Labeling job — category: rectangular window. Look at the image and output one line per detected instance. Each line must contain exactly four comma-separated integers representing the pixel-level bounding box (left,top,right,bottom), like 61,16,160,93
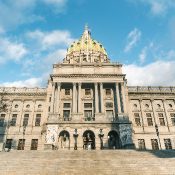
138,139,146,150
0,114,5,127
65,89,70,95
5,139,13,149
146,113,152,118
106,89,111,96
85,89,91,96
17,139,25,150
158,113,165,126
105,102,113,108
84,103,92,108
159,118,165,126
31,139,38,150
170,113,175,126
147,118,153,126
134,113,141,126
11,114,17,126
35,114,41,126
23,114,29,126
146,113,153,126
164,139,172,150
63,103,71,108
63,110,70,121
84,110,93,121
151,139,159,150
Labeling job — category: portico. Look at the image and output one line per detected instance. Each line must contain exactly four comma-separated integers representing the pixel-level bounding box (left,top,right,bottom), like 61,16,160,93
45,26,133,150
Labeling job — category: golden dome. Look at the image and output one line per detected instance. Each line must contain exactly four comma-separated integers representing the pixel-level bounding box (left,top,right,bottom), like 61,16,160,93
64,25,110,64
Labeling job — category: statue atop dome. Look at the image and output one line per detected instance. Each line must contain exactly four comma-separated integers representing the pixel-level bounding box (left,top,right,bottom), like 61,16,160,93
63,25,110,64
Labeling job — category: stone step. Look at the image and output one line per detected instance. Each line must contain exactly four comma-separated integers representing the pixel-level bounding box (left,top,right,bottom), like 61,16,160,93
0,150,175,175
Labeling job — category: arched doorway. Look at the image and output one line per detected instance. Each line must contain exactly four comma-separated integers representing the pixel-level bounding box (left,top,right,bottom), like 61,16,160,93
83,130,95,150
59,130,70,149
108,131,120,149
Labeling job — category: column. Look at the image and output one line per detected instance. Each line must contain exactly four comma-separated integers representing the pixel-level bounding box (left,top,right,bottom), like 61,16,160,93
72,83,77,113
78,82,82,113
95,83,99,113
50,82,56,113
55,82,61,113
115,83,121,113
162,99,170,132
150,99,158,125
100,83,104,113
139,99,145,132
121,82,127,113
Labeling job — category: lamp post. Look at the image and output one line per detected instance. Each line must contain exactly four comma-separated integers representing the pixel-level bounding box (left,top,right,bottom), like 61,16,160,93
98,129,104,150
73,129,78,150
155,124,162,150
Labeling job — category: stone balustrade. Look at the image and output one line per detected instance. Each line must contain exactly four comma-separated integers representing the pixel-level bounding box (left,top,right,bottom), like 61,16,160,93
48,113,129,123
0,87,47,94
128,86,175,93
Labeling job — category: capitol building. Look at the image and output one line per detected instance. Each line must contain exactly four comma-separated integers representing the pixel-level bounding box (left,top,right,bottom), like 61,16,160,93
0,26,175,151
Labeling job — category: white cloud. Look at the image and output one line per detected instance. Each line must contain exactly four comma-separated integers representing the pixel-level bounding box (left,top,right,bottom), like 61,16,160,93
124,28,141,52
123,60,175,86
130,0,175,16
0,0,67,30
138,42,154,64
27,29,74,50
0,37,27,63
0,77,43,88
44,49,67,64
139,47,147,64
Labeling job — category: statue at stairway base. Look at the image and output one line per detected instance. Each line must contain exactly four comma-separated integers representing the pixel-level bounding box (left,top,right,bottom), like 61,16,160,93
119,124,135,149
44,125,58,150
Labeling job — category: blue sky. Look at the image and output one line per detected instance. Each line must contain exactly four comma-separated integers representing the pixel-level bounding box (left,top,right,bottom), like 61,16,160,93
0,0,175,87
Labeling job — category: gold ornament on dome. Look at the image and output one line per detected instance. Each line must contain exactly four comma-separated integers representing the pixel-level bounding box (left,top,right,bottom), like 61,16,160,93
63,25,110,64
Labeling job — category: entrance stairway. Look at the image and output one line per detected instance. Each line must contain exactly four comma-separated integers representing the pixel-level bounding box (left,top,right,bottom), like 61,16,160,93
0,150,175,175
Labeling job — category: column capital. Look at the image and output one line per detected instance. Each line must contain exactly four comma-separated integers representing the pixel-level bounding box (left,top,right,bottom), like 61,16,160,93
162,99,166,102
138,98,143,102
56,82,61,86
73,82,77,86
52,82,55,86
150,99,154,102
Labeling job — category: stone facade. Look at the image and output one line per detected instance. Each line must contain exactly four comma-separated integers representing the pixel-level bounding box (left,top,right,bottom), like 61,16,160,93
0,27,175,151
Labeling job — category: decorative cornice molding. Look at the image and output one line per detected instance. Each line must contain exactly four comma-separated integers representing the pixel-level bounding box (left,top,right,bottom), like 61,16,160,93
51,74,125,78
0,87,47,96
128,86,175,94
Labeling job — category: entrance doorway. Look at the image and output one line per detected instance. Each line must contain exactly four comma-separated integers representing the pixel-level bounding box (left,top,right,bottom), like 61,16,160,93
59,130,70,149
108,131,120,149
83,130,95,150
